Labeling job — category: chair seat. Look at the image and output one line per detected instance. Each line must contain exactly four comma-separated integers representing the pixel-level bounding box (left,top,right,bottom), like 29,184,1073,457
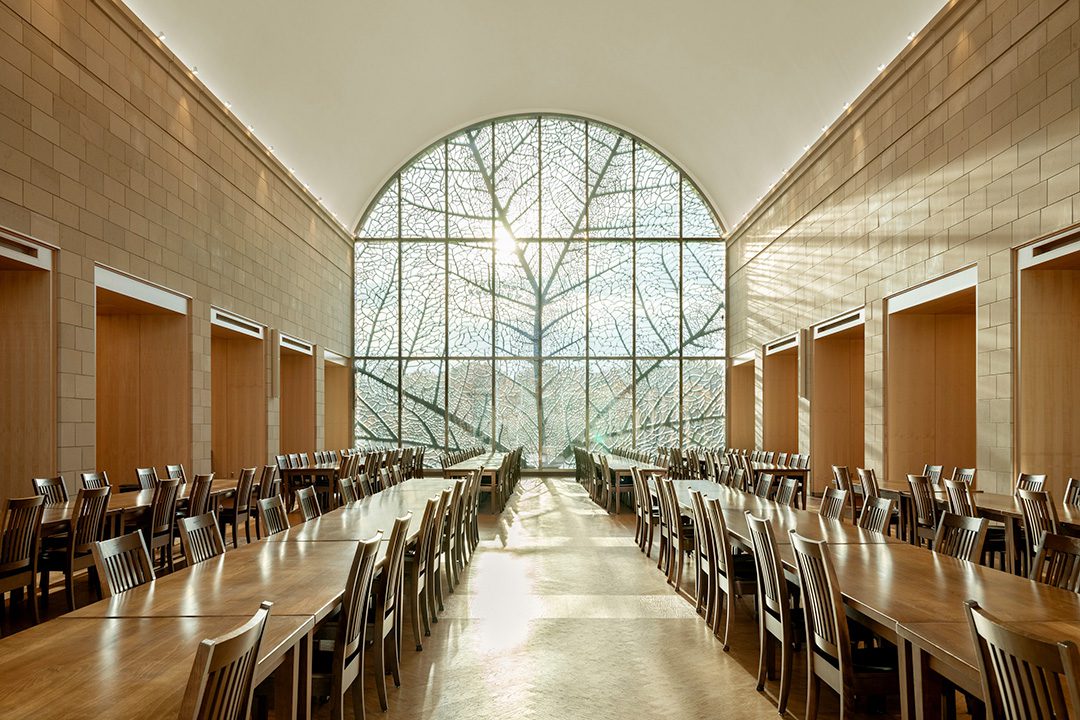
851,645,899,673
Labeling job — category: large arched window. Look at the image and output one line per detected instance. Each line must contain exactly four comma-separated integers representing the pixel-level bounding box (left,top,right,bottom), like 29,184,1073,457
355,115,725,467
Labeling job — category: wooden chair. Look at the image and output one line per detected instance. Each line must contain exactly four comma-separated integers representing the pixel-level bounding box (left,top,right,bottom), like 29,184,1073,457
605,455,634,514
705,497,756,650
186,474,215,518
406,497,439,651
256,496,290,537
427,489,452,620
632,467,659,555
965,599,1080,720
753,472,774,499
178,601,272,720
856,467,880,499
1016,473,1047,493
31,476,69,505
178,513,227,566
338,477,358,505
219,467,256,548
441,480,466,590
91,531,155,597
952,467,976,484
689,490,714,620
311,533,382,720
943,478,978,517
39,487,109,611
141,478,181,572
1017,489,1060,567
1065,478,1080,507
907,475,939,548
831,465,858,523
1029,532,1080,592
818,487,847,521
80,471,110,490
659,477,694,591
135,467,158,490
922,464,944,485
0,496,46,625
370,514,411,711
296,486,321,522
933,513,989,563
253,466,279,539
165,464,187,483
745,513,797,715
789,531,898,719
856,497,894,534
774,477,799,507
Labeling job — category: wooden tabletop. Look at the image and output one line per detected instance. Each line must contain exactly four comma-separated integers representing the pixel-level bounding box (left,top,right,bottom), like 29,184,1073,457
0,614,311,718
747,462,809,475
41,478,242,531
444,453,507,474
604,455,666,474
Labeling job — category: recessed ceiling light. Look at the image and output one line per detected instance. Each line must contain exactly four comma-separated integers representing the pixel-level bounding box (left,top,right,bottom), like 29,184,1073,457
877,64,886,72
157,32,165,40
907,32,916,41
191,66,198,75
225,101,232,109
804,144,811,151
821,126,828,133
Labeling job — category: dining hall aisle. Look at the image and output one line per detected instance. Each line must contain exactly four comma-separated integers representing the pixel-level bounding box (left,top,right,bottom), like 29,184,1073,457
352,477,786,720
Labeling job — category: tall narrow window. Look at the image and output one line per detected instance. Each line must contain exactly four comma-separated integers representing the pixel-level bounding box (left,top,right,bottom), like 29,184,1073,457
355,115,725,467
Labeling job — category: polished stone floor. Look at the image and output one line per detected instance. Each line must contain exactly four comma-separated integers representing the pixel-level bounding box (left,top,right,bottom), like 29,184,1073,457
337,477,883,720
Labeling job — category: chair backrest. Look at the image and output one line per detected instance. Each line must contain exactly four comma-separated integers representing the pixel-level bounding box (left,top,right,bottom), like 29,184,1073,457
257,465,278,501
933,513,989,562
753,472,774,499
1016,473,1048,493
299,453,310,466
234,467,257,513
907,474,939,528
745,513,789,621
296,486,321,521
0,495,46,573
32,476,69,505
257,496,290,536
953,467,977,484
165,464,187,483
923,464,944,485
69,487,111,555
178,512,227,566
187,474,215,517
413,496,440,575
80,471,110,490
856,496,894,534
1065,478,1080,507
774,476,799,507
91,531,156,597
689,490,715,572
287,453,300,469
428,489,452,573
149,478,182,535
1030,532,1080,592
856,467,879,499
275,455,289,473
965,599,1080,720
831,465,851,492
731,467,746,490
943,478,978,518
1017,489,1060,553
379,514,412,616
705,497,737,580
136,467,158,490
818,487,847,521
789,531,852,680
336,533,383,667
338,476,358,504
178,601,272,720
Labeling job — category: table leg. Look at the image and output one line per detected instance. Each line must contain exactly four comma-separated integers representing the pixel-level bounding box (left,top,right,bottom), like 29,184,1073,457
1005,515,1018,576
912,644,944,720
274,639,300,720
899,636,914,720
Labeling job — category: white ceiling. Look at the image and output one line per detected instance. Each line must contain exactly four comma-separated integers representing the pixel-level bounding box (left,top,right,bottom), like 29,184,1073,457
125,0,946,233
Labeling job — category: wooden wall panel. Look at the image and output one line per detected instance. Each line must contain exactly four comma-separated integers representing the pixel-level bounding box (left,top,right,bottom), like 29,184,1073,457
1019,268,1080,497
211,334,267,477
97,311,190,484
811,332,865,494
280,351,315,454
763,350,798,453
729,362,756,449
0,270,54,500
887,310,976,484
324,362,351,452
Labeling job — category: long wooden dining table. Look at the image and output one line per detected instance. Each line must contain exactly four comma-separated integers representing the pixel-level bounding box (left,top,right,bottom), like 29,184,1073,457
667,479,1080,720
0,477,455,719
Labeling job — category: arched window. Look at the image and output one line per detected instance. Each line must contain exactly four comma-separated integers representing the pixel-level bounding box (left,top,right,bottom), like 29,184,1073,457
355,115,724,467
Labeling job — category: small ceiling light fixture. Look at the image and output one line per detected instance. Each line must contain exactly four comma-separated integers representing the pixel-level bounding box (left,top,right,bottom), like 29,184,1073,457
225,101,232,109
907,31,916,41
268,145,274,152
191,66,198,75
157,32,165,40
843,101,850,110
247,124,254,132
877,64,886,73
804,144,811,151
821,126,828,133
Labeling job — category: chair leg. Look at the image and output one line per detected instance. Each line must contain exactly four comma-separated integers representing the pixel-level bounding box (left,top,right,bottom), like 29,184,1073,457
38,569,49,606
806,671,819,720
65,569,76,612
27,580,39,625
374,628,388,711
388,630,401,687
410,576,423,651
245,514,251,544
232,519,239,550
349,672,366,720
778,634,793,715
756,621,769,692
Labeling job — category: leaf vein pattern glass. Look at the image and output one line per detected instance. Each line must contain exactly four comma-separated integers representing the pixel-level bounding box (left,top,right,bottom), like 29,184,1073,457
356,115,725,468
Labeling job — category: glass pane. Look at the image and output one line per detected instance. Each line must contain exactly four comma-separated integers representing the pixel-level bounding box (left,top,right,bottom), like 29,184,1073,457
589,359,632,450
540,117,586,238
401,358,445,450
354,241,398,357
683,359,725,447
400,242,445,357
540,241,585,356
448,359,492,451
635,145,680,237
541,358,585,466
494,118,540,238
636,359,679,450
586,124,634,238
448,240,492,356
682,242,726,356
354,359,398,446
588,241,633,356
494,240,540,357
400,145,445,237
359,178,398,238
447,125,494,238
682,179,721,238
635,241,680,357
495,359,539,466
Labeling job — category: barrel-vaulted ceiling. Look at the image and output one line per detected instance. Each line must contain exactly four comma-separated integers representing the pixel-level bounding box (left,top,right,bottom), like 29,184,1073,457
122,0,947,234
